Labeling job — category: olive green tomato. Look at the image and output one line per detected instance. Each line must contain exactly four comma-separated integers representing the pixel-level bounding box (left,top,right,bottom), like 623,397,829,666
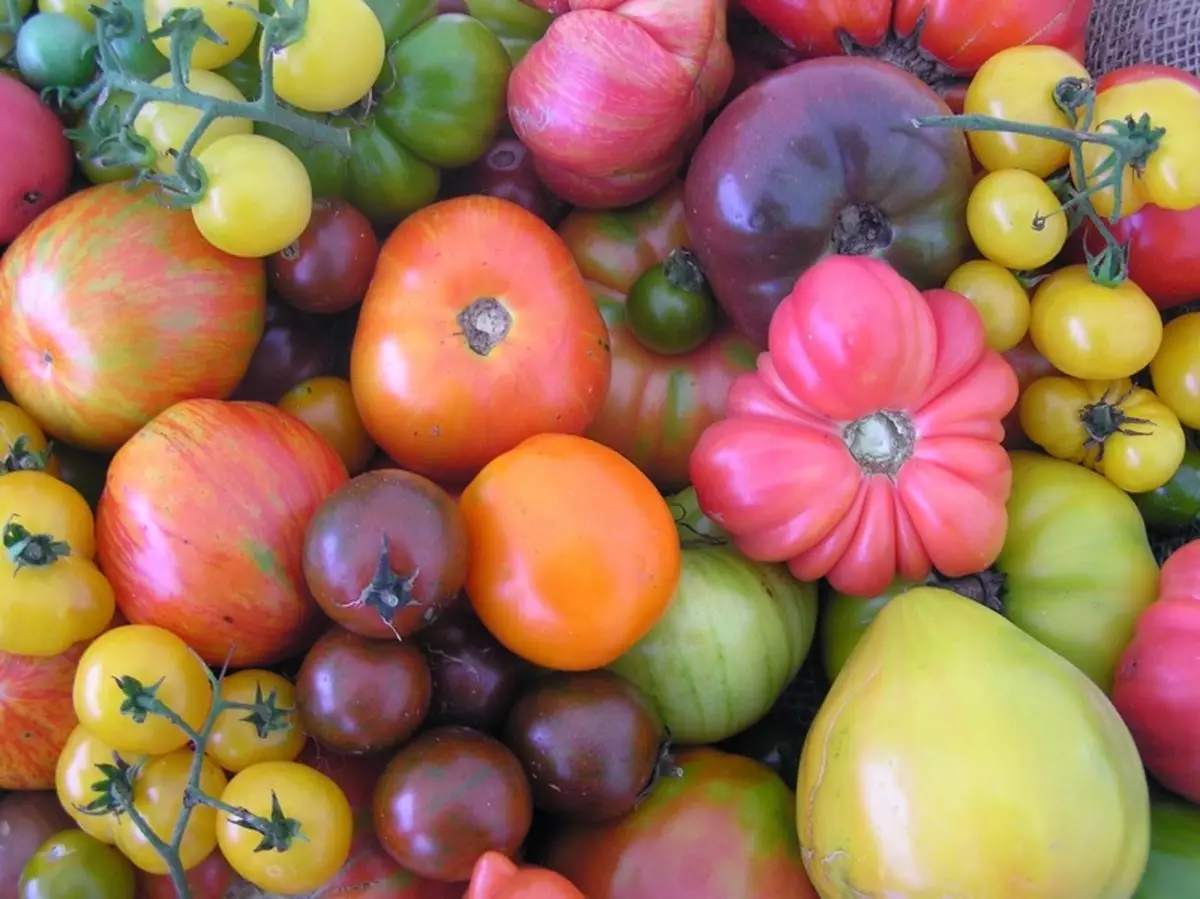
1134,447,1200,533
15,12,96,88
1133,790,1200,898
821,580,917,682
258,7,511,226
19,830,136,899
626,249,718,356
460,0,551,64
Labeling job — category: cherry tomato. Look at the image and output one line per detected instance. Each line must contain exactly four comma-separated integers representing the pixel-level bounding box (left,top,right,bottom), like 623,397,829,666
966,169,1068,271
55,725,146,844
216,760,353,895
14,13,96,88
1078,204,1200,311
193,134,313,258
1029,265,1162,380
114,749,227,874
943,259,1031,353
1150,312,1200,429
268,197,380,314
133,70,253,174
206,669,306,773
19,830,135,899
35,0,94,30
625,248,717,355
279,376,375,475
144,0,258,70
0,400,58,475
137,849,235,899
72,625,214,755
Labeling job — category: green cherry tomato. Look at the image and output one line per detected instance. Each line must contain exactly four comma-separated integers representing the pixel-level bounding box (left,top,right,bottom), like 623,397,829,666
75,89,143,185
626,248,718,355
1133,447,1200,532
15,13,97,88
19,830,137,899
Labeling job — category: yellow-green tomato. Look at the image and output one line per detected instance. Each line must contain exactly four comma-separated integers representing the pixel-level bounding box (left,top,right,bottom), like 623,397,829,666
966,169,1068,271
133,70,253,174
143,0,259,70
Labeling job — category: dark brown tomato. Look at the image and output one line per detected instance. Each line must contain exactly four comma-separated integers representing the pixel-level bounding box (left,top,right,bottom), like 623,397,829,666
296,626,433,754
373,726,533,883
269,198,380,315
0,791,73,899
303,469,469,640
502,671,667,823
440,137,569,228
232,297,338,403
416,609,530,733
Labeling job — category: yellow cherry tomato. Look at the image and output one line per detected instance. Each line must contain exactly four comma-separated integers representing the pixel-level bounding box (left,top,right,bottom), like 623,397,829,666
192,134,313,258
143,0,259,70
1029,265,1162,380
0,544,114,657
1150,312,1200,429
279,376,375,475
133,70,253,174
55,724,148,844
216,761,353,895
963,45,1092,178
73,625,214,755
943,259,1031,352
1020,376,1185,493
0,400,58,475
207,669,306,773
967,169,1069,271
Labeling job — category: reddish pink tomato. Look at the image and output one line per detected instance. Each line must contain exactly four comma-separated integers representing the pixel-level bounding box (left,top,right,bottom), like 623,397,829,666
1078,204,1200,310
0,76,72,244
689,256,1019,597
466,852,584,899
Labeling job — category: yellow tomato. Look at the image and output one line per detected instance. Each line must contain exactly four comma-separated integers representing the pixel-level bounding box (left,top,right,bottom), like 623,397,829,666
0,470,93,557
944,260,1031,352
1149,312,1200,429
0,400,58,475
207,669,306,773
143,0,259,70
0,551,114,657
1020,376,1185,493
133,70,253,174
967,170,1068,271
55,725,147,844
1029,265,1162,380
963,46,1092,177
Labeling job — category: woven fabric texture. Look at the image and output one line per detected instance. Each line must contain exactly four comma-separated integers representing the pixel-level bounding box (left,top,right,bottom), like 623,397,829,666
1087,0,1200,75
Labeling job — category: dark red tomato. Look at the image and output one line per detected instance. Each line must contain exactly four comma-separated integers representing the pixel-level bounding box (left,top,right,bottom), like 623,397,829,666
441,137,569,227
1077,204,1200,310
269,198,380,315
1000,336,1058,451
232,297,338,404
0,76,72,244
542,748,817,899
373,726,533,883
138,850,234,899
303,469,469,640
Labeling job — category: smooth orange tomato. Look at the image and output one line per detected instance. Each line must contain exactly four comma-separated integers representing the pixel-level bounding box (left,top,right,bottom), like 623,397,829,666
943,259,1030,353
460,433,682,671
279,376,375,475
1150,312,1200,429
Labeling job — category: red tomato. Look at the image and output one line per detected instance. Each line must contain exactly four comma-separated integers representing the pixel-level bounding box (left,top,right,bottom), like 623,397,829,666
466,852,584,899
1112,540,1200,804
0,76,72,244
96,399,348,667
0,641,86,789
138,850,235,899
1077,204,1200,311
268,197,380,315
0,184,266,452
689,256,1019,598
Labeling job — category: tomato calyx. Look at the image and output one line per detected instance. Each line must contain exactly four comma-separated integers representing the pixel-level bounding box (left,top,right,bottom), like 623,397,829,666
1,435,53,473
842,410,915,476
830,203,894,257
835,9,965,95
353,535,421,629
457,297,514,357
74,751,142,819
1079,388,1155,461
2,517,70,571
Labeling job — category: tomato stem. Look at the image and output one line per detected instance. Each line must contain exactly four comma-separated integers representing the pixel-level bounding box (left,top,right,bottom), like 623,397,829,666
1,436,54,473
0,0,21,41
929,569,1006,614
355,534,420,629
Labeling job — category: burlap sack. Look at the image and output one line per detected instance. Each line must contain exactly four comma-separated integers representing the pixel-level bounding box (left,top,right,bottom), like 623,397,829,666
1087,0,1200,76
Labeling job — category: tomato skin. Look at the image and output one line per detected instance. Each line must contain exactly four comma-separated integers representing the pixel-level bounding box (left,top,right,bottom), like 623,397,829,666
55,725,143,844
1134,448,1200,533
351,196,611,487
1077,204,1200,311
465,852,584,899
943,259,1030,353
268,198,380,314
144,0,258,69
444,0,552,65
0,642,89,790
138,849,234,899
232,297,338,404
19,830,136,899
280,376,376,475
14,13,96,88
461,433,682,671
0,470,94,558
440,136,568,227
96,399,348,667
207,669,307,773
1150,313,1200,429
0,76,72,244
966,169,1068,271
133,70,253,175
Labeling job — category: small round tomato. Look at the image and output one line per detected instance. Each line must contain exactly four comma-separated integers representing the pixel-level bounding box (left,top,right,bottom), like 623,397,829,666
943,259,1031,352
460,433,682,671
625,249,717,355
14,12,96,88
72,625,213,755
114,750,227,874
206,669,306,773
0,401,58,475
19,830,136,899
268,197,380,314
1029,265,1163,380
216,761,353,895
144,0,258,70
1134,447,1200,533
55,725,145,844
263,0,384,113
34,0,94,30
133,70,253,174
279,376,375,475
0,470,93,556
193,134,313,258
966,169,1068,271
1150,312,1200,429
962,46,1092,177
0,73,73,244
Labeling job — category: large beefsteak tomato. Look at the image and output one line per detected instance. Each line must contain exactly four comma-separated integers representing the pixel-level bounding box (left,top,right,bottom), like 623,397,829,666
557,181,757,492
0,184,265,452
96,399,349,667
690,256,1018,597
0,641,86,789
685,57,973,346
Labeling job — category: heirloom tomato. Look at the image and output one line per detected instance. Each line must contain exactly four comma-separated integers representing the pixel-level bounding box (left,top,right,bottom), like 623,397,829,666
966,169,1068,271
133,70,253,175
207,669,306,773
1079,204,1200,310
1134,448,1200,532
689,257,1018,597
1134,792,1200,899
0,792,74,897
56,725,142,843
280,376,376,475
466,852,584,899
685,58,973,346
557,181,757,491
1150,312,1200,429
0,75,72,245
439,135,569,227
0,401,57,475
232,297,338,404
260,5,511,225
144,0,258,69
351,196,610,486
268,197,380,315
943,260,1030,353
1112,541,1200,803
437,0,552,64
19,831,136,899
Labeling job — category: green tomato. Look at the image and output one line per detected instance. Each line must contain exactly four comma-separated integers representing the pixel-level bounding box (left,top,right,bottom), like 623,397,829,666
460,0,551,64
1134,790,1200,898
626,248,718,356
15,12,96,87
1134,447,1200,533
821,579,917,683
74,88,141,185
19,830,136,899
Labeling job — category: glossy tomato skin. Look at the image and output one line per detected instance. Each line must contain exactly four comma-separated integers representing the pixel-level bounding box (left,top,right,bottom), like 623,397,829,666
543,748,816,899
440,136,568,227
302,469,468,640
1000,336,1058,450
0,642,88,790
18,830,136,899
207,669,307,772
0,184,266,452
280,375,376,475
1134,448,1200,533
96,400,348,667
558,181,757,492
269,197,380,314
138,850,234,899
465,852,584,899
351,196,611,487
0,77,72,244
1078,204,1200,310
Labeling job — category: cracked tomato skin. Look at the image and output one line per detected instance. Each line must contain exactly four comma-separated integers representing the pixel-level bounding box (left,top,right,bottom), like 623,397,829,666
689,256,1019,598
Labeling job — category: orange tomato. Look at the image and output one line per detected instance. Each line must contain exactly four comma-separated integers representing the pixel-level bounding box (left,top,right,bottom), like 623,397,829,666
279,376,375,475
350,196,612,488
460,433,681,671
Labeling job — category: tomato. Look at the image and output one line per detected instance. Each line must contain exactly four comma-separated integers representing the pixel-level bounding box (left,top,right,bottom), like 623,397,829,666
133,70,254,175
72,624,213,755
966,169,1068,271
55,725,139,843
232,297,338,404
207,669,306,773
1074,65,1200,219
1150,312,1200,429
1134,791,1200,898
144,0,258,70
821,579,915,683
0,470,93,557
0,76,72,244
1028,264,1162,381
217,760,354,894
1077,204,1200,311
1134,447,1200,533
0,401,57,475
35,0,93,29
0,792,74,899
0,642,88,790
14,12,95,87
466,852,584,899
19,830,136,899
138,849,235,899
440,0,552,65
440,136,568,227
268,198,380,314
1112,540,1200,803
623,249,718,355
279,376,375,475
461,433,681,670
943,259,1030,353
690,257,1018,597
351,196,611,486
